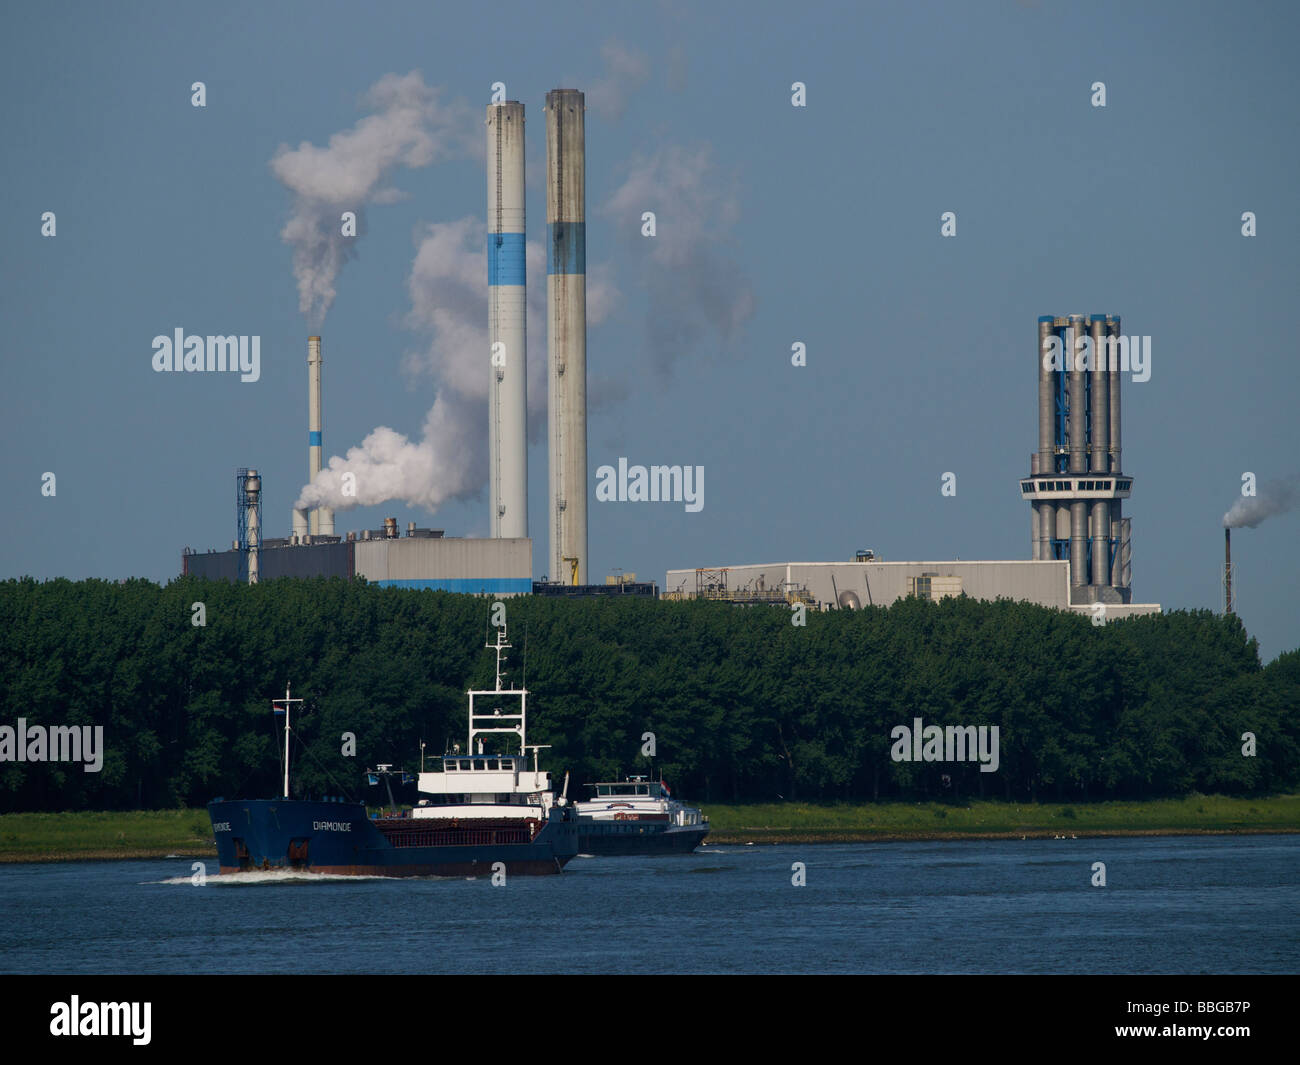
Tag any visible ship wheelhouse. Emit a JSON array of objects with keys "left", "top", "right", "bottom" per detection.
[
  {"left": 413, "top": 753, "right": 555, "bottom": 819},
  {"left": 411, "top": 624, "right": 563, "bottom": 822},
  {"left": 574, "top": 775, "right": 707, "bottom": 828}
]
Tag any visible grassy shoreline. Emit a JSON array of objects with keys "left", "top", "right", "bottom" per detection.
[
  {"left": 701, "top": 794, "right": 1300, "bottom": 844},
  {"left": 1, "top": 795, "right": 1297, "bottom": 862}
]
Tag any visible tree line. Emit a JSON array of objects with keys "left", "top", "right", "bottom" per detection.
[{"left": 0, "top": 576, "right": 1296, "bottom": 811}]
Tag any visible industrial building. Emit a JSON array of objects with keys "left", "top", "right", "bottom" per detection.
[
  {"left": 184, "top": 521, "right": 532, "bottom": 595},
  {"left": 664, "top": 557, "right": 1157, "bottom": 619},
  {"left": 666, "top": 316, "right": 1161, "bottom": 620}
]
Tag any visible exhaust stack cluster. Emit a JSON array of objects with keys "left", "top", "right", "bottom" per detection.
[
  {"left": 288, "top": 90, "right": 592, "bottom": 580},
  {"left": 1023, "top": 315, "right": 1135, "bottom": 605}
]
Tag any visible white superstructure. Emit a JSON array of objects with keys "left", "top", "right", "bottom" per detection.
[
  {"left": 412, "top": 623, "right": 563, "bottom": 821},
  {"left": 574, "top": 776, "right": 706, "bottom": 830}
]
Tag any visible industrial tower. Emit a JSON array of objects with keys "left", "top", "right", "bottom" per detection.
[
  {"left": 545, "top": 89, "right": 588, "bottom": 585},
  {"left": 487, "top": 101, "right": 528, "bottom": 540},
  {"left": 1021, "top": 315, "right": 1135, "bottom": 604}
]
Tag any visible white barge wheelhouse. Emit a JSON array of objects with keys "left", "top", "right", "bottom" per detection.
[{"left": 573, "top": 775, "right": 710, "bottom": 854}]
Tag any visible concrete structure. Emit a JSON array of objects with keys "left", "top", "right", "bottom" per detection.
[
  {"left": 664, "top": 558, "right": 1161, "bottom": 620},
  {"left": 293, "top": 335, "right": 332, "bottom": 540},
  {"left": 185, "top": 530, "right": 532, "bottom": 595},
  {"left": 488, "top": 101, "right": 528, "bottom": 541},
  {"left": 545, "top": 89, "right": 587, "bottom": 586},
  {"left": 1022, "top": 315, "right": 1132, "bottom": 604}
]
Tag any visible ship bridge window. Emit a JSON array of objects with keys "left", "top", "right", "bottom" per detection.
[
  {"left": 501, "top": 759, "right": 514, "bottom": 770},
  {"left": 460, "top": 760, "right": 472, "bottom": 770},
  {"left": 445, "top": 762, "right": 457, "bottom": 771},
  {"left": 637, "top": 785, "right": 649, "bottom": 795},
  {"left": 487, "top": 759, "right": 499, "bottom": 770}
]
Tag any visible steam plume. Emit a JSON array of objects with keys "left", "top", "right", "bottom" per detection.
[
  {"left": 1223, "top": 475, "right": 1300, "bottom": 529},
  {"left": 270, "top": 71, "right": 474, "bottom": 325},
  {"left": 295, "top": 219, "right": 617, "bottom": 514},
  {"left": 603, "top": 144, "right": 755, "bottom": 372}
]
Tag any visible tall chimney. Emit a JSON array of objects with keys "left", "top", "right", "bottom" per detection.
[
  {"left": 487, "top": 101, "right": 528, "bottom": 541},
  {"left": 245, "top": 469, "right": 261, "bottom": 585},
  {"left": 546, "top": 89, "right": 587, "bottom": 585},
  {"left": 1224, "top": 527, "right": 1234, "bottom": 614},
  {"left": 307, "top": 336, "right": 333, "bottom": 536}
]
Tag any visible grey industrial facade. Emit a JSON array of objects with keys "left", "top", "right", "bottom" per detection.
[
  {"left": 665, "top": 558, "right": 1161, "bottom": 618},
  {"left": 184, "top": 536, "right": 532, "bottom": 596}
]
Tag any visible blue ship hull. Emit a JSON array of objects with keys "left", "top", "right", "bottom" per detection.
[{"left": 209, "top": 799, "right": 578, "bottom": 877}]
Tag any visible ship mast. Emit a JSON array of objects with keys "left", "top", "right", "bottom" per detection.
[
  {"left": 272, "top": 684, "right": 304, "bottom": 799},
  {"left": 467, "top": 621, "right": 548, "bottom": 766}
]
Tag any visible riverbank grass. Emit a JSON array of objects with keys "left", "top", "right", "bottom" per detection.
[
  {"left": 700, "top": 794, "right": 1300, "bottom": 843},
  {"left": 0, "top": 809, "right": 217, "bottom": 862}
]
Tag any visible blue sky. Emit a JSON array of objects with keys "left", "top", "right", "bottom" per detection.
[{"left": 2, "top": 0, "right": 1297, "bottom": 660}]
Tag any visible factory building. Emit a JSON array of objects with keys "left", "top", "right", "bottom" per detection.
[
  {"left": 664, "top": 557, "right": 1158, "bottom": 619},
  {"left": 666, "top": 316, "right": 1160, "bottom": 620},
  {"left": 184, "top": 523, "right": 532, "bottom": 595}
]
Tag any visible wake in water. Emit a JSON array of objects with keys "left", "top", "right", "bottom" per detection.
[{"left": 147, "top": 869, "right": 435, "bottom": 887}]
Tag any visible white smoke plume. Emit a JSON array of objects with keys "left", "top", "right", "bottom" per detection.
[
  {"left": 296, "top": 218, "right": 619, "bottom": 514},
  {"left": 1223, "top": 475, "right": 1300, "bottom": 528},
  {"left": 603, "top": 144, "right": 755, "bottom": 372},
  {"left": 585, "top": 40, "right": 651, "bottom": 121},
  {"left": 270, "top": 71, "right": 474, "bottom": 325},
  {"left": 295, "top": 398, "right": 482, "bottom": 512}
]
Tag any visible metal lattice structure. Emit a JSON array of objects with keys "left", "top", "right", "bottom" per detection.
[{"left": 236, "top": 467, "right": 251, "bottom": 584}]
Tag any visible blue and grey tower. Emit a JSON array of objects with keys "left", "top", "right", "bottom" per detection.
[
  {"left": 545, "top": 89, "right": 586, "bottom": 584},
  {"left": 487, "top": 101, "right": 528, "bottom": 540},
  {"left": 1022, "top": 315, "right": 1134, "bottom": 604}
]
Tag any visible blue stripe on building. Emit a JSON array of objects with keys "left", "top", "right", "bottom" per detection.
[
  {"left": 487, "top": 233, "right": 526, "bottom": 286},
  {"left": 547, "top": 222, "right": 586, "bottom": 275},
  {"left": 309, "top": 431, "right": 322, "bottom": 446},
  {"left": 373, "top": 578, "right": 533, "bottom": 594}
]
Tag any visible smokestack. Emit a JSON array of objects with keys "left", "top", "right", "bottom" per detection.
[
  {"left": 307, "top": 336, "right": 334, "bottom": 536},
  {"left": 245, "top": 469, "right": 261, "bottom": 585},
  {"left": 488, "top": 101, "right": 528, "bottom": 541},
  {"left": 546, "top": 89, "right": 587, "bottom": 585},
  {"left": 1224, "top": 527, "right": 1234, "bottom": 614}
]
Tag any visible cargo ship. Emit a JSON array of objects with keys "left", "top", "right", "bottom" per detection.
[
  {"left": 574, "top": 775, "right": 709, "bottom": 854},
  {"left": 207, "top": 624, "right": 578, "bottom": 877}
]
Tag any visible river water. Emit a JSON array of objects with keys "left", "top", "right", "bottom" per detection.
[{"left": 1, "top": 835, "right": 1295, "bottom": 974}]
